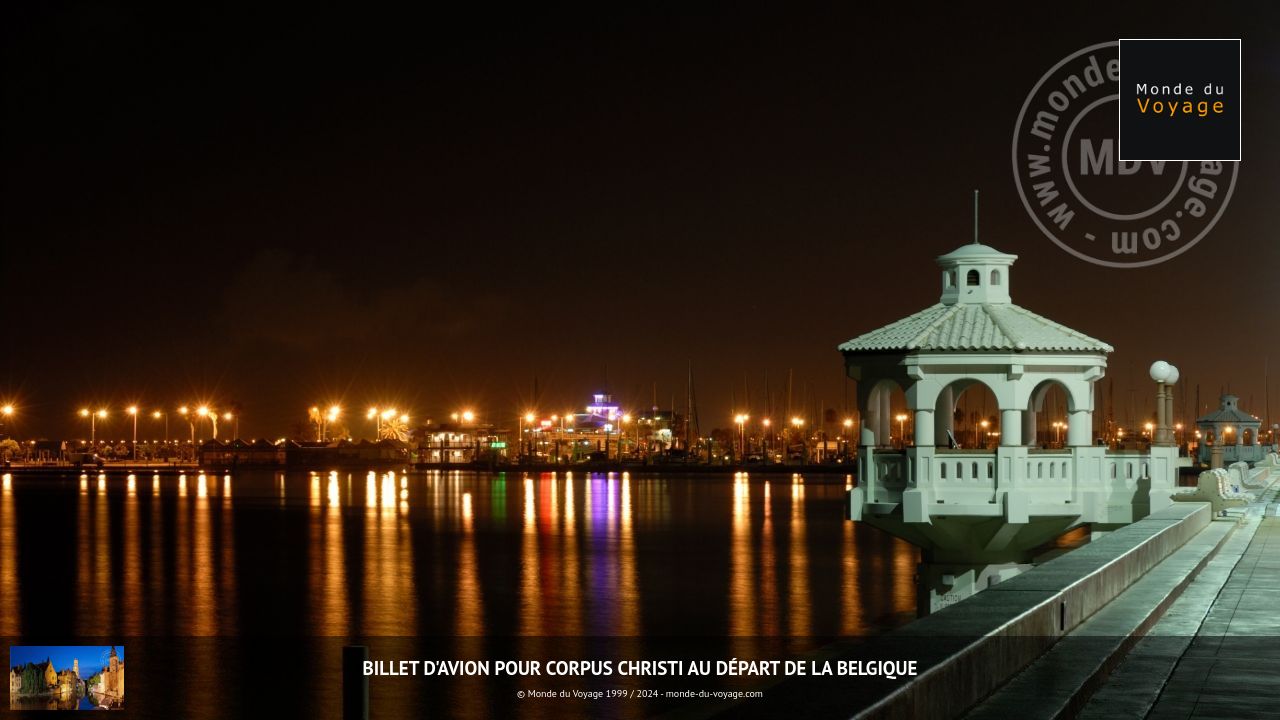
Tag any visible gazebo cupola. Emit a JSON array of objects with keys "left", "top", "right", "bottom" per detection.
[{"left": 938, "top": 243, "right": 1017, "bottom": 305}]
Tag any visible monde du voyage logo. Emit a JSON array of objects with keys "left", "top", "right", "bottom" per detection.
[{"left": 1012, "top": 41, "right": 1238, "bottom": 268}]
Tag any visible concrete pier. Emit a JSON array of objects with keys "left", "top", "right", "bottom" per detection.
[{"left": 1079, "top": 484, "right": 1280, "bottom": 718}]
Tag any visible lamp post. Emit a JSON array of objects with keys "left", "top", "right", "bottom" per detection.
[
  {"left": 1148, "top": 361, "right": 1180, "bottom": 446},
  {"left": 223, "top": 412, "right": 236, "bottom": 441},
  {"left": 1, "top": 405, "right": 12, "bottom": 438},
  {"left": 179, "top": 406, "right": 196, "bottom": 446},
  {"left": 367, "top": 407, "right": 397, "bottom": 440},
  {"left": 127, "top": 406, "right": 138, "bottom": 461},
  {"left": 152, "top": 410, "right": 169, "bottom": 443},
  {"left": 895, "top": 413, "right": 908, "bottom": 449},
  {"left": 790, "top": 416, "right": 805, "bottom": 463},
  {"left": 521, "top": 412, "right": 535, "bottom": 462},
  {"left": 979, "top": 419, "right": 990, "bottom": 448},
  {"left": 762, "top": 418, "right": 772, "bottom": 462},
  {"left": 552, "top": 413, "right": 568, "bottom": 464},
  {"left": 197, "top": 406, "right": 217, "bottom": 440},
  {"left": 326, "top": 406, "right": 341, "bottom": 441},
  {"left": 620, "top": 413, "right": 631, "bottom": 462},
  {"left": 733, "top": 414, "right": 748, "bottom": 461},
  {"left": 80, "top": 408, "right": 107, "bottom": 445},
  {"left": 842, "top": 418, "right": 854, "bottom": 459}
]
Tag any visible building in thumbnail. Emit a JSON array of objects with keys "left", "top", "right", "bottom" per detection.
[{"left": 94, "top": 647, "right": 124, "bottom": 704}]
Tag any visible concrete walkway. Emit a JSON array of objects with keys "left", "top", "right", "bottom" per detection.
[{"left": 1081, "top": 485, "right": 1280, "bottom": 719}]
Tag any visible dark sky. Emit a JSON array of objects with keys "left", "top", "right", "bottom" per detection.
[{"left": 3, "top": 3, "right": 1279, "bottom": 440}]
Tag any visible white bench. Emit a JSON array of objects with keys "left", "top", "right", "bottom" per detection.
[{"left": 1172, "top": 468, "right": 1254, "bottom": 515}]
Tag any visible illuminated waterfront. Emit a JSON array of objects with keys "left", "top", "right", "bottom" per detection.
[{"left": 0, "top": 469, "right": 916, "bottom": 718}]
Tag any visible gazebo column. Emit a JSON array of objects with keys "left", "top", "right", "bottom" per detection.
[
  {"left": 1067, "top": 409, "right": 1092, "bottom": 447},
  {"left": 914, "top": 409, "right": 935, "bottom": 447},
  {"left": 1022, "top": 409, "right": 1037, "bottom": 447},
  {"left": 934, "top": 386, "right": 953, "bottom": 447},
  {"left": 1000, "top": 409, "right": 1022, "bottom": 446},
  {"left": 879, "top": 390, "right": 892, "bottom": 447}
]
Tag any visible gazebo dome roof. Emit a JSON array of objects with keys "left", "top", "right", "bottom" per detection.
[
  {"left": 840, "top": 241, "right": 1112, "bottom": 354},
  {"left": 838, "top": 302, "right": 1113, "bottom": 353},
  {"left": 1195, "top": 395, "right": 1260, "bottom": 425},
  {"left": 936, "top": 243, "right": 1018, "bottom": 263}
]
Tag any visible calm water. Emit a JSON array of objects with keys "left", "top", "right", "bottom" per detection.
[{"left": 0, "top": 470, "right": 917, "bottom": 718}]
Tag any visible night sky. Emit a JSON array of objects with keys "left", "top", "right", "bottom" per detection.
[{"left": 3, "top": 4, "right": 1279, "bottom": 440}]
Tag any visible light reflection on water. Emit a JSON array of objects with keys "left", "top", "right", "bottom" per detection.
[
  {"left": 1, "top": 468, "right": 920, "bottom": 717},
  {"left": 4, "top": 469, "right": 921, "bottom": 636}
]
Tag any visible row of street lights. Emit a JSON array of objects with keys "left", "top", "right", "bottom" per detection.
[
  {"left": 307, "top": 404, "right": 435, "bottom": 442},
  {"left": 78, "top": 405, "right": 235, "bottom": 455}
]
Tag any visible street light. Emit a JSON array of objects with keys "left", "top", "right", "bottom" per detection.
[
  {"left": 734, "top": 413, "right": 748, "bottom": 460},
  {"left": 80, "top": 408, "right": 107, "bottom": 444},
  {"left": 152, "top": 410, "right": 169, "bottom": 443},
  {"left": 325, "top": 405, "right": 341, "bottom": 441},
  {"left": 789, "top": 416, "right": 806, "bottom": 462},
  {"left": 979, "top": 419, "right": 990, "bottom": 448},
  {"left": 197, "top": 405, "right": 218, "bottom": 440},
  {"left": 519, "top": 412, "right": 536, "bottom": 461},
  {"left": 178, "top": 406, "right": 196, "bottom": 446},
  {"left": 127, "top": 406, "right": 138, "bottom": 461},
  {"left": 895, "top": 413, "right": 908, "bottom": 448},
  {"left": 223, "top": 411, "right": 236, "bottom": 440},
  {"left": 461, "top": 410, "right": 475, "bottom": 424}
]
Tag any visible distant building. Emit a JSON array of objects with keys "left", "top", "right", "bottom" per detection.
[
  {"left": 1196, "top": 394, "right": 1267, "bottom": 465},
  {"left": 283, "top": 439, "right": 410, "bottom": 465},
  {"left": 94, "top": 647, "right": 123, "bottom": 704},
  {"left": 9, "top": 658, "right": 64, "bottom": 697},
  {"left": 56, "top": 658, "right": 79, "bottom": 696},
  {"left": 196, "top": 439, "right": 409, "bottom": 466},
  {"left": 635, "top": 409, "right": 681, "bottom": 453},
  {"left": 417, "top": 425, "right": 506, "bottom": 463},
  {"left": 198, "top": 439, "right": 286, "bottom": 465}
]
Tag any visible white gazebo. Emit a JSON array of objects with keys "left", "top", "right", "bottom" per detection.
[
  {"left": 842, "top": 241, "right": 1178, "bottom": 613},
  {"left": 1195, "top": 394, "right": 1267, "bottom": 467}
]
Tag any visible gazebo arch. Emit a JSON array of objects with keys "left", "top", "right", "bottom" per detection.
[
  {"left": 861, "top": 377, "right": 908, "bottom": 448},
  {"left": 931, "top": 378, "right": 1002, "bottom": 449}
]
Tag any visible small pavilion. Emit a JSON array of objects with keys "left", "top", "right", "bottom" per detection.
[
  {"left": 840, "top": 242, "right": 1112, "bottom": 452},
  {"left": 1195, "top": 394, "right": 1265, "bottom": 466},
  {"left": 842, "top": 240, "right": 1177, "bottom": 613}
]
